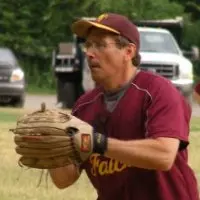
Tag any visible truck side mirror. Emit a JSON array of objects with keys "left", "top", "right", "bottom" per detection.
[{"left": 182, "top": 46, "right": 199, "bottom": 61}]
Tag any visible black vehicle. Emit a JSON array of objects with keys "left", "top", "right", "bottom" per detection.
[{"left": 0, "top": 47, "right": 26, "bottom": 107}]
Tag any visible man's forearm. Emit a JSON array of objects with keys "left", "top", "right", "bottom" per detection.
[{"left": 104, "top": 137, "right": 179, "bottom": 171}]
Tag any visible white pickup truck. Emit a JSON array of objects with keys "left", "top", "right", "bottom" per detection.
[
  {"left": 83, "top": 26, "right": 195, "bottom": 102},
  {"left": 138, "top": 27, "right": 194, "bottom": 100}
]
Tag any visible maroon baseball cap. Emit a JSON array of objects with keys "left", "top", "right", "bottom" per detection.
[{"left": 72, "top": 13, "right": 140, "bottom": 50}]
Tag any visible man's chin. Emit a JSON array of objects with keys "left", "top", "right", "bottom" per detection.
[{"left": 91, "top": 74, "right": 103, "bottom": 85}]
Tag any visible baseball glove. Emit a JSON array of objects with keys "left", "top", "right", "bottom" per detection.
[{"left": 10, "top": 103, "right": 107, "bottom": 169}]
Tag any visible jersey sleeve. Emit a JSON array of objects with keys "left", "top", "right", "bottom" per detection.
[{"left": 145, "top": 77, "right": 191, "bottom": 150}]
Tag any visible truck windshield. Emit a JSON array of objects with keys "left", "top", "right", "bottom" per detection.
[
  {"left": 0, "top": 48, "right": 18, "bottom": 66},
  {"left": 139, "top": 31, "right": 180, "bottom": 54}
]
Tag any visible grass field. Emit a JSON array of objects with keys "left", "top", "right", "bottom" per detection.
[{"left": 0, "top": 108, "right": 199, "bottom": 200}]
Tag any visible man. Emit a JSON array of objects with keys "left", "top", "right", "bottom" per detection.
[
  {"left": 49, "top": 13, "right": 199, "bottom": 200},
  {"left": 193, "top": 82, "right": 200, "bottom": 105}
]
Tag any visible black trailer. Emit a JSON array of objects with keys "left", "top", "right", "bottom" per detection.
[{"left": 52, "top": 37, "right": 85, "bottom": 109}]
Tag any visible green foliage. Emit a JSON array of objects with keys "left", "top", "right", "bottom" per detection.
[
  {"left": 0, "top": 1, "right": 56, "bottom": 89},
  {"left": 170, "top": 0, "right": 200, "bottom": 21},
  {"left": 93, "top": 0, "right": 184, "bottom": 19},
  {"left": 183, "top": 19, "right": 200, "bottom": 47},
  {"left": 45, "top": 0, "right": 185, "bottom": 38},
  {"left": 193, "top": 61, "right": 200, "bottom": 83},
  {"left": 182, "top": 15, "right": 200, "bottom": 78},
  {"left": 0, "top": 1, "right": 52, "bottom": 55},
  {"left": 17, "top": 54, "right": 56, "bottom": 89},
  {"left": 27, "top": 84, "right": 56, "bottom": 94}
]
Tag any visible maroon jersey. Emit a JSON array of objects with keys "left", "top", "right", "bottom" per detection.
[
  {"left": 195, "top": 83, "right": 200, "bottom": 95},
  {"left": 72, "top": 71, "right": 199, "bottom": 200}
]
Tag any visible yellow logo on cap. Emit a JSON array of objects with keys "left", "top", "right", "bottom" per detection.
[{"left": 96, "top": 13, "right": 108, "bottom": 22}]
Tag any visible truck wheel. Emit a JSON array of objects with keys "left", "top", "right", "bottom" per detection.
[
  {"left": 56, "top": 78, "right": 65, "bottom": 104},
  {"left": 12, "top": 95, "right": 25, "bottom": 108},
  {"left": 63, "top": 82, "right": 76, "bottom": 109}
]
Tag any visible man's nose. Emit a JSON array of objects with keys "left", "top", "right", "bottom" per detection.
[{"left": 85, "top": 49, "right": 95, "bottom": 59}]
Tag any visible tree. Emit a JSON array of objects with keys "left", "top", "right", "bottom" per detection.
[
  {"left": 0, "top": 1, "right": 51, "bottom": 56},
  {"left": 170, "top": 0, "right": 200, "bottom": 21}
]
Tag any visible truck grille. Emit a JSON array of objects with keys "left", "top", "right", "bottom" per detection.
[
  {"left": 0, "top": 65, "right": 13, "bottom": 83},
  {"left": 140, "top": 63, "right": 179, "bottom": 79},
  {"left": 54, "top": 56, "right": 80, "bottom": 73},
  {"left": 56, "top": 57, "right": 76, "bottom": 66}
]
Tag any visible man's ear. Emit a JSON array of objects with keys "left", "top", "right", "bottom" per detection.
[{"left": 125, "top": 43, "right": 136, "bottom": 61}]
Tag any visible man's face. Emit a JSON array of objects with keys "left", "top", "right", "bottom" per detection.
[{"left": 84, "top": 28, "right": 134, "bottom": 84}]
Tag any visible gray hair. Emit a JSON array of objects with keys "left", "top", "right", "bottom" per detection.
[{"left": 113, "top": 35, "right": 140, "bottom": 67}]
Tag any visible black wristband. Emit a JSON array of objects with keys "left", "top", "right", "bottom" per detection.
[{"left": 93, "top": 132, "right": 108, "bottom": 155}]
